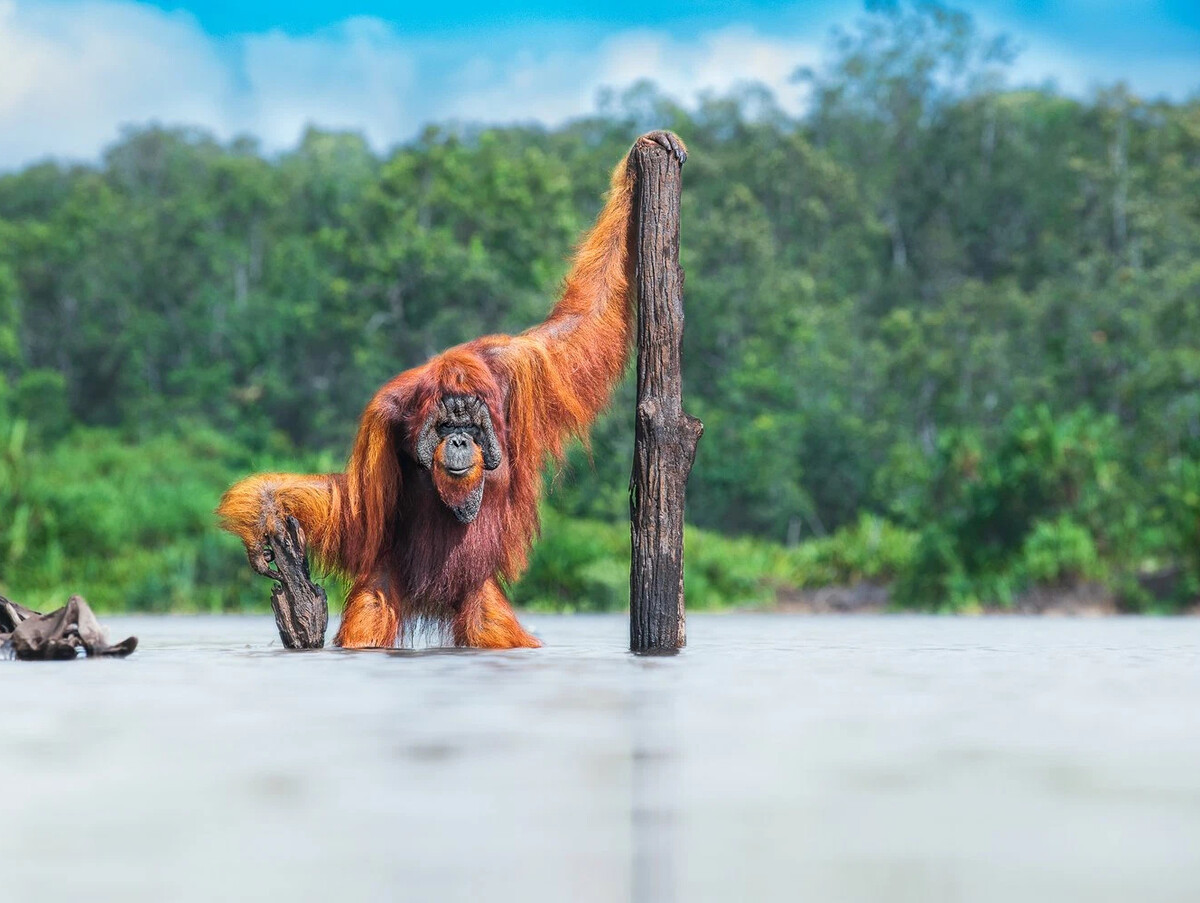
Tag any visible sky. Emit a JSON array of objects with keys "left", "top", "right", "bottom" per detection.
[{"left": 0, "top": 0, "right": 1198, "bottom": 170}]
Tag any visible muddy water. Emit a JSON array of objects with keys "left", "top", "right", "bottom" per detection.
[{"left": 4, "top": 614, "right": 1200, "bottom": 902}]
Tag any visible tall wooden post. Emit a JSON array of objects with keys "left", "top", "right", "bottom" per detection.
[{"left": 629, "top": 134, "right": 703, "bottom": 654}]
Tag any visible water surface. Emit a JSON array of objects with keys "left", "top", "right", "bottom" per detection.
[{"left": 4, "top": 614, "right": 1200, "bottom": 902}]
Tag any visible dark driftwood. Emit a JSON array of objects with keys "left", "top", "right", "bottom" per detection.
[
  {"left": 1, "top": 593, "right": 137, "bottom": 660},
  {"left": 266, "top": 516, "right": 328, "bottom": 649},
  {"left": 629, "top": 133, "right": 703, "bottom": 654}
]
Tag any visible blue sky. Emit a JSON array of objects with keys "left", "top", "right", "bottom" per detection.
[
  {"left": 1, "top": 0, "right": 1197, "bottom": 170},
  {"left": 134, "top": 0, "right": 1200, "bottom": 51}
]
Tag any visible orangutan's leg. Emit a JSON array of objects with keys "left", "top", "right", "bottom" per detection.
[
  {"left": 453, "top": 579, "right": 541, "bottom": 649},
  {"left": 335, "top": 576, "right": 399, "bottom": 649}
]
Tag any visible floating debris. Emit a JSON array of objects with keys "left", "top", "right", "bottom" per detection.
[{"left": 0, "top": 594, "right": 137, "bottom": 660}]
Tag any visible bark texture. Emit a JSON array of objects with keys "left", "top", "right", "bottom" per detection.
[
  {"left": 267, "top": 516, "right": 328, "bottom": 649},
  {"left": 629, "top": 137, "right": 703, "bottom": 654}
]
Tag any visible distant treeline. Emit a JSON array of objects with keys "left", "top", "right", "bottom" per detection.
[{"left": 1, "top": 3, "right": 1198, "bottom": 612}]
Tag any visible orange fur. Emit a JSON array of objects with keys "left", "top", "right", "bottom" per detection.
[
  {"left": 336, "top": 578, "right": 399, "bottom": 648},
  {"left": 432, "top": 443, "right": 485, "bottom": 509},
  {"left": 216, "top": 472, "right": 346, "bottom": 572},
  {"left": 453, "top": 579, "right": 541, "bottom": 649},
  {"left": 216, "top": 132, "right": 684, "bottom": 649}
]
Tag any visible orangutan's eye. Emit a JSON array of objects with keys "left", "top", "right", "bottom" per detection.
[{"left": 437, "top": 423, "right": 482, "bottom": 440}]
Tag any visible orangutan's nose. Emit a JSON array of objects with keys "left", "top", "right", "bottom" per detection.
[{"left": 442, "top": 433, "right": 475, "bottom": 473}]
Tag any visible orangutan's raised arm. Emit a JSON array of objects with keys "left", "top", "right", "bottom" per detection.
[{"left": 487, "top": 131, "right": 687, "bottom": 468}]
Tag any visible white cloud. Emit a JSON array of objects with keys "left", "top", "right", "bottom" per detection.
[
  {"left": 0, "top": 0, "right": 820, "bottom": 168},
  {"left": 0, "top": 0, "right": 1196, "bottom": 171},
  {"left": 596, "top": 27, "right": 818, "bottom": 115},
  {"left": 0, "top": 0, "right": 233, "bottom": 166},
  {"left": 238, "top": 18, "right": 418, "bottom": 150},
  {"left": 440, "top": 27, "right": 819, "bottom": 126}
]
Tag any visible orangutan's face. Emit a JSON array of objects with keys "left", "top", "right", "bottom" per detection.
[{"left": 414, "top": 395, "right": 501, "bottom": 524}]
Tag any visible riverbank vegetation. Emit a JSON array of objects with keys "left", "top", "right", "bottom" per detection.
[{"left": 2, "top": 4, "right": 1198, "bottom": 612}]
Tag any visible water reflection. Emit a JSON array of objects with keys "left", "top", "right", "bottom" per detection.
[{"left": 630, "top": 675, "right": 679, "bottom": 903}]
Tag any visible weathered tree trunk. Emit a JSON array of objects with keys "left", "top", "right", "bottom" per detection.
[
  {"left": 629, "top": 137, "right": 703, "bottom": 654},
  {"left": 267, "top": 516, "right": 328, "bottom": 649}
]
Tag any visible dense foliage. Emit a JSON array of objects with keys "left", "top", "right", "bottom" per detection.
[{"left": 1, "top": 4, "right": 1198, "bottom": 612}]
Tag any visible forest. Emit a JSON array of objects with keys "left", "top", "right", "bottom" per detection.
[{"left": 1, "top": 3, "right": 1198, "bottom": 614}]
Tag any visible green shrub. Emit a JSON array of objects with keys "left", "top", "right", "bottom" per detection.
[
  {"left": 1019, "top": 517, "right": 1103, "bottom": 586},
  {"left": 513, "top": 510, "right": 783, "bottom": 612},
  {"left": 511, "top": 511, "right": 629, "bottom": 612},
  {"left": 0, "top": 423, "right": 280, "bottom": 611},
  {"left": 1161, "top": 456, "right": 1200, "bottom": 606},
  {"left": 14, "top": 369, "right": 70, "bottom": 441},
  {"left": 683, "top": 528, "right": 785, "bottom": 610},
  {"left": 783, "top": 514, "right": 918, "bottom": 589},
  {"left": 890, "top": 406, "right": 1129, "bottom": 610}
]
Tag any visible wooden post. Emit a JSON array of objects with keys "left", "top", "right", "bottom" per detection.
[
  {"left": 629, "top": 133, "right": 703, "bottom": 654},
  {"left": 267, "top": 516, "right": 328, "bottom": 649}
]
